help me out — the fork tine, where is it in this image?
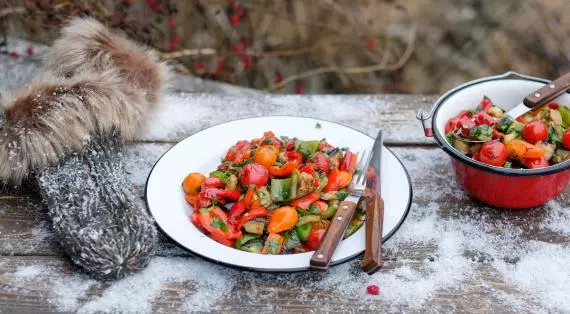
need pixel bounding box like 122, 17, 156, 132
358, 151, 372, 185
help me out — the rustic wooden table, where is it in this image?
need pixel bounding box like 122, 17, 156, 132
1, 50, 569, 313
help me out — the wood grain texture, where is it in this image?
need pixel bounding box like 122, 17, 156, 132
0, 92, 567, 313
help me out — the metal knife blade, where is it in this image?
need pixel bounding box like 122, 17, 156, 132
501, 102, 532, 123
366, 130, 383, 195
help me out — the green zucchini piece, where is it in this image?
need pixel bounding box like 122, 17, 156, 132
243, 220, 264, 235
321, 199, 339, 218
295, 223, 312, 242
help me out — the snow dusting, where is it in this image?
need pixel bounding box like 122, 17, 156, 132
0, 61, 568, 312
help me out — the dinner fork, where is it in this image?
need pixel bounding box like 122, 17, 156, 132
310, 149, 373, 270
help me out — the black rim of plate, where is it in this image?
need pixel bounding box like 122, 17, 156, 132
144, 115, 413, 272
432, 74, 570, 176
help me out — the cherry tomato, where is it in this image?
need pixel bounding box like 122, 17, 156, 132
340, 151, 358, 173
522, 120, 548, 144
323, 168, 352, 192
253, 145, 278, 168
562, 129, 570, 150
306, 229, 326, 251
182, 173, 206, 195
240, 163, 269, 187
479, 140, 507, 167
285, 139, 296, 151
548, 103, 560, 110
267, 206, 299, 234
445, 117, 460, 134
523, 158, 549, 169
314, 152, 331, 172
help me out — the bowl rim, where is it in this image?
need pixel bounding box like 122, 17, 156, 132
432, 71, 570, 177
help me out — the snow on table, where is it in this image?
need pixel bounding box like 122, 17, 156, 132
1, 51, 569, 313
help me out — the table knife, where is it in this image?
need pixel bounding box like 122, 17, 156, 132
361, 130, 384, 274
499, 71, 570, 130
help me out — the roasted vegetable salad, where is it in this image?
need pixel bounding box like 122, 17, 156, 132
182, 131, 364, 254
445, 96, 570, 168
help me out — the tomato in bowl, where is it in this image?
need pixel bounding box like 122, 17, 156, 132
417, 72, 570, 208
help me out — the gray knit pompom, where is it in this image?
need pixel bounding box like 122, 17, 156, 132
38, 138, 157, 279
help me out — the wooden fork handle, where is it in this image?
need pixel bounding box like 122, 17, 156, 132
524, 71, 570, 108
310, 199, 358, 270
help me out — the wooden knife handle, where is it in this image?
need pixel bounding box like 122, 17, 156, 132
310, 199, 358, 270
524, 71, 570, 108
361, 195, 384, 273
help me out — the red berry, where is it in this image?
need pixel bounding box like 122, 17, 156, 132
295, 84, 305, 94
193, 63, 207, 75
26, 45, 34, 55
241, 56, 252, 71
274, 71, 284, 84
169, 35, 180, 51
167, 14, 176, 29
230, 14, 240, 26
367, 39, 377, 51
367, 285, 380, 295
8, 51, 19, 58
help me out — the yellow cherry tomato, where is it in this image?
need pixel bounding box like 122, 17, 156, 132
182, 172, 206, 195
253, 145, 279, 168
267, 206, 298, 234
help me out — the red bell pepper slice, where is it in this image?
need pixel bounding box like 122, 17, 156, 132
479, 96, 493, 112
199, 188, 240, 205
204, 177, 225, 188
473, 112, 496, 126
269, 158, 300, 177
209, 228, 235, 246
190, 211, 206, 232
340, 151, 358, 173
323, 168, 352, 192
228, 200, 247, 226
313, 200, 328, 214
236, 206, 269, 231
290, 192, 320, 210
314, 152, 331, 173
285, 139, 296, 151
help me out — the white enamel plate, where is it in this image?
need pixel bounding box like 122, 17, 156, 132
146, 116, 412, 271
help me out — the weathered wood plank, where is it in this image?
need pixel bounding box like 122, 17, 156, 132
0, 255, 547, 314
141, 94, 437, 145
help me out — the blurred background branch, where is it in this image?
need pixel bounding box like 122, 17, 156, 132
0, 0, 569, 94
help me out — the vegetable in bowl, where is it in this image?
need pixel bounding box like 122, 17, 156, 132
181, 131, 364, 255
444, 96, 570, 168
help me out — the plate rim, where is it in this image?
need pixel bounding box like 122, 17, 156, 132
144, 115, 413, 272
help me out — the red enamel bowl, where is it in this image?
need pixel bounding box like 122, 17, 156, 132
418, 72, 570, 208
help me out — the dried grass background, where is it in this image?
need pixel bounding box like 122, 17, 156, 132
1, 0, 570, 94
